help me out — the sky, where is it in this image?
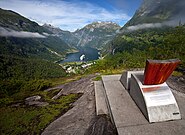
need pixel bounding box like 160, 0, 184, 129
0, 0, 142, 32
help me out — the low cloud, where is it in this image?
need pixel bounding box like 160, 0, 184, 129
0, 27, 46, 38
127, 23, 162, 31
125, 20, 182, 32
42, 32, 50, 36
121, 0, 185, 32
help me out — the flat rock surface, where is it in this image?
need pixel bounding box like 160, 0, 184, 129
167, 75, 185, 94
42, 75, 116, 135
25, 95, 49, 106
42, 75, 96, 135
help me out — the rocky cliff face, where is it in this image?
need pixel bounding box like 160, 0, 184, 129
44, 22, 121, 49
73, 21, 120, 49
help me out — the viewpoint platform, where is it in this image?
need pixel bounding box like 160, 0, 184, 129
94, 59, 185, 135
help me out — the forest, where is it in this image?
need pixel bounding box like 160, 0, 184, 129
90, 25, 185, 73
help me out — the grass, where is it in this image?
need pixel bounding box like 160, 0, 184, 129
0, 74, 85, 135
47, 74, 84, 86
45, 89, 61, 98
0, 93, 82, 135
172, 71, 183, 77
101, 68, 125, 75
93, 75, 102, 81
0, 74, 83, 105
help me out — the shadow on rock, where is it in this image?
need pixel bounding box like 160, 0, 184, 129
85, 114, 118, 135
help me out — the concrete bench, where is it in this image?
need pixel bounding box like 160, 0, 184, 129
120, 59, 181, 123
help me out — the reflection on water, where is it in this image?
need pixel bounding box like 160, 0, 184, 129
80, 54, 85, 61
61, 47, 99, 63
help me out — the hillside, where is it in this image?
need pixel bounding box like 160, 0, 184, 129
44, 22, 121, 50
100, 26, 185, 69
0, 8, 50, 33
43, 24, 79, 47
0, 8, 72, 61
73, 21, 120, 49
0, 8, 70, 97
99, 0, 185, 72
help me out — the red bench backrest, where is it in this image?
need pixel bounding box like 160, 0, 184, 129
144, 59, 180, 85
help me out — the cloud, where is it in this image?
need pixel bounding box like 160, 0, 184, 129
0, 0, 131, 31
125, 20, 181, 32
126, 23, 162, 31
122, 0, 185, 32
0, 27, 46, 38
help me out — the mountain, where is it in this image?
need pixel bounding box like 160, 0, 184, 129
0, 8, 120, 61
73, 21, 120, 49
123, 0, 185, 29
43, 24, 78, 47
43, 22, 121, 50
102, 0, 185, 56
0, 8, 51, 33
97, 0, 185, 71
0, 8, 69, 96
0, 8, 72, 61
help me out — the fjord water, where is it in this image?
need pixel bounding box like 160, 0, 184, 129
61, 47, 99, 63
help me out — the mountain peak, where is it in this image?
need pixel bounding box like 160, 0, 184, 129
84, 21, 120, 30
43, 23, 55, 28
73, 21, 120, 49
43, 23, 61, 31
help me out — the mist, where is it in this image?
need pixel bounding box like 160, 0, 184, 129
123, 0, 185, 32
0, 27, 46, 38
127, 23, 162, 31
125, 19, 184, 32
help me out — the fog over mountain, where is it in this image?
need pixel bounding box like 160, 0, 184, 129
0, 8, 72, 60
0, 26, 46, 38
121, 0, 185, 31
